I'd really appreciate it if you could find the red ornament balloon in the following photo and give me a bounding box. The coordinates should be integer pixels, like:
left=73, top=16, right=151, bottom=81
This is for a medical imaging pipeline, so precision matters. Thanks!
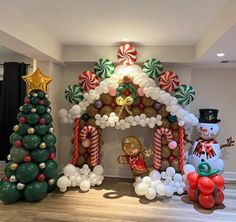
left=19, top=117, right=26, bottom=123
left=168, top=155, right=175, bottom=163
left=24, top=98, right=30, bottom=104
left=138, top=103, right=145, bottom=110
left=198, top=177, right=215, bottom=195
left=1, top=176, right=9, bottom=182
left=187, top=187, right=197, bottom=202
left=48, top=153, right=56, bottom=160
left=187, top=172, right=199, bottom=189
left=198, top=193, right=215, bottom=209
left=37, top=173, right=45, bottom=182
left=15, top=140, right=22, bottom=147
left=39, top=118, right=46, bottom=124
left=210, top=174, right=224, bottom=190
left=24, top=155, right=32, bottom=162
left=216, top=189, right=224, bottom=205
left=39, top=100, right=44, bottom=105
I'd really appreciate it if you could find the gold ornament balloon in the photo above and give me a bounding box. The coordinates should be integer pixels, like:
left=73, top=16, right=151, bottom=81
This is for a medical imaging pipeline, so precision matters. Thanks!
left=22, top=68, right=52, bottom=94
left=31, top=108, right=37, bottom=113
left=13, top=125, right=19, bottom=132
left=10, top=163, right=18, bottom=171
left=48, top=179, right=55, bottom=186
left=40, top=142, right=46, bottom=149
left=27, top=127, right=35, bottom=134
left=19, top=106, right=23, bottom=111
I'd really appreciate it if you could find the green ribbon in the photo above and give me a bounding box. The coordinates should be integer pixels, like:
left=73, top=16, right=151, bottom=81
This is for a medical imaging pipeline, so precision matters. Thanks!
left=117, top=83, right=137, bottom=99
left=197, top=162, right=220, bottom=177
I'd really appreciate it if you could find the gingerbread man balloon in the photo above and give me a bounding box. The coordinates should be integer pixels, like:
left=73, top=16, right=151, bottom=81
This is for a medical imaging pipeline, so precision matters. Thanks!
left=118, top=136, right=153, bottom=176
left=187, top=109, right=234, bottom=171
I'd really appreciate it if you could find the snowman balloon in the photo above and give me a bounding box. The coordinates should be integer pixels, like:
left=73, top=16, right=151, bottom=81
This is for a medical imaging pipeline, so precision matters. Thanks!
left=187, top=109, right=234, bottom=171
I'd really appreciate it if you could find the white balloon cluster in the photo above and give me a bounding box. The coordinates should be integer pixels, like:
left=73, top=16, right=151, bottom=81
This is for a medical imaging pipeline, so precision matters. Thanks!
left=94, top=112, right=162, bottom=129
left=57, top=164, right=104, bottom=192
left=59, top=64, right=198, bottom=127
left=133, top=167, right=186, bottom=200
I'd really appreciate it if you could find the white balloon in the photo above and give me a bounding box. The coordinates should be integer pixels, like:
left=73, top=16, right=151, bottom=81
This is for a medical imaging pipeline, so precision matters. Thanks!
left=149, top=170, right=161, bottom=181
left=142, top=176, right=152, bottom=185
left=60, top=187, right=67, bottom=192
left=161, top=172, right=167, bottom=179
left=145, top=188, right=156, bottom=200
left=156, top=183, right=166, bottom=196
left=80, top=180, right=91, bottom=192
left=135, top=183, right=149, bottom=196
left=166, top=167, right=176, bottom=177
left=173, top=173, right=183, bottom=182
left=177, top=187, right=184, bottom=195
left=63, top=164, right=76, bottom=177
left=57, top=176, right=70, bottom=189
left=165, top=185, right=174, bottom=197
left=93, top=165, right=104, bottom=175
left=183, top=164, right=195, bottom=175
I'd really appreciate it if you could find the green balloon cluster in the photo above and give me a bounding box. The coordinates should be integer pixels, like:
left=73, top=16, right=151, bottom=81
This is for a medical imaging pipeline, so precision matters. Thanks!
left=0, top=90, right=58, bottom=204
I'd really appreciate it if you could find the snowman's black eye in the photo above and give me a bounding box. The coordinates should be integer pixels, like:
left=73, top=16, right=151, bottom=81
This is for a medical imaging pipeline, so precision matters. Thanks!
left=210, top=128, right=213, bottom=130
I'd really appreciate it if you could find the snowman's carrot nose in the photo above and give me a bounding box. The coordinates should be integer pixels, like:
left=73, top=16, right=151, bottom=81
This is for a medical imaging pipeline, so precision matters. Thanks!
left=200, top=127, right=207, bottom=132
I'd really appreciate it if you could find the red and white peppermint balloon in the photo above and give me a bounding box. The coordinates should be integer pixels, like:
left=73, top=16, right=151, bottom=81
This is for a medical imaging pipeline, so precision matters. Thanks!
left=159, top=71, right=180, bottom=92
left=78, top=70, right=99, bottom=91
left=117, top=43, right=137, bottom=65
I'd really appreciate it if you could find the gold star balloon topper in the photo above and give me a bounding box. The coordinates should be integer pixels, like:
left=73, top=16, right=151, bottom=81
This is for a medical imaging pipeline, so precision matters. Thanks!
left=22, top=68, right=53, bottom=94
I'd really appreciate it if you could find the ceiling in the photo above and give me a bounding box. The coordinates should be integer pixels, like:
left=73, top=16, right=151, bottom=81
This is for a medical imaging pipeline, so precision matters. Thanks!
left=12, top=0, right=227, bottom=46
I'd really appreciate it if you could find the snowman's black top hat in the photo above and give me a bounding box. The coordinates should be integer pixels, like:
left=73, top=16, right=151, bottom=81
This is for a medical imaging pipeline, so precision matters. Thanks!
left=199, top=109, right=221, bottom=123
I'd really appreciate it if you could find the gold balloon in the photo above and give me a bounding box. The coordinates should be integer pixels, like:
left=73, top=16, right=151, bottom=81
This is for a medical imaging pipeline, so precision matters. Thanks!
left=172, top=147, right=180, bottom=157
left=27, top=127, right=35, bottom=134
left=19, top=106, right=23, bottom=111
left=13, top=125, right=19, bottom=132
left=48, top=179, right=55, bottom=186
left=22, top=68, right=52, bottom=94
left=171, top=159, right=180, bottom=172
left=10, top=163, right=18, bottom=171
left=31, top=108, right=37, bottom=113
left=40, top=142, right=46, bottom=149
left=160, top=159, right=169, bottom=171
left=161, top=145, right=171, bottom=158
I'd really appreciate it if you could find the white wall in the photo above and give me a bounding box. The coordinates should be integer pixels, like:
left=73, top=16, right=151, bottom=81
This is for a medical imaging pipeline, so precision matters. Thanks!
left=191, top=68, right=236, bottom=177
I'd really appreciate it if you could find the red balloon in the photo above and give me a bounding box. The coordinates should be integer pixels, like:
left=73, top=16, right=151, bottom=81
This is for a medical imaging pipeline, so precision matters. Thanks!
left=198, top=177, right=215, bottom=195
left=37, top=173, right=45, bottom=182
left=199, top=193, right=215, bottom=209
left=210, top=174, right=224, bottom=190
left=23, top=155, right=32, bottom=162
left=216, top=189, right=224, bottom=205
left=187, top=187, right=197, bottom=202
left=187, top=172, right=199, bottom=189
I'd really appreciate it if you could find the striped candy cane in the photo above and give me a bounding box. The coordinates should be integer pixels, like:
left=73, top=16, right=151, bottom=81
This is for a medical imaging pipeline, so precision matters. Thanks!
left=80, top=126, right=99, bottom=167
left=71, top=118, right=80, bottom=165
left=179, top=126, right=185, bottom=173
left=153, top=127, right=173, bottom=170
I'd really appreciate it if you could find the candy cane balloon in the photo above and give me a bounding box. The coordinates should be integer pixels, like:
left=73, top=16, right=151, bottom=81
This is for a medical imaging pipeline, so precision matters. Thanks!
left=80, top=126, right=99, bottom=166
left=179, top=126, right=185, bottom=173
left=153, top=127, right=173, bottom=170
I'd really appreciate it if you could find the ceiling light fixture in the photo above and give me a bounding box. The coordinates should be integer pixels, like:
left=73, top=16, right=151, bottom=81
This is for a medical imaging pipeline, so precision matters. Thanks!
left=217, top=53, right=225, bottom=57
left=122, top=38, right=129, bottom=42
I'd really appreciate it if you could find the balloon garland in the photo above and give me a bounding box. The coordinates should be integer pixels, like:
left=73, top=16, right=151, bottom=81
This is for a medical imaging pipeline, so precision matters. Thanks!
left=179, top=126, right=185, bottom=173
left=71, top=118, right=80, bottom=165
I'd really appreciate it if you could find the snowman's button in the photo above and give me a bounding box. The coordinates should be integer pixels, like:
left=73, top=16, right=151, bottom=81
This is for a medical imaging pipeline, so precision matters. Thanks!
left=201, top=151, right=205, bottom=154
left=201, top=159, right=205, bottom=162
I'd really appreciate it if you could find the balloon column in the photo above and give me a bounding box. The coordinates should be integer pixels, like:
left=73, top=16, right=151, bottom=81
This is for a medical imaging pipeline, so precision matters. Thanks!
left=186, top=162, right=224, bottom=209
left=0, top=68, right=58, bottom=204
left=58, top=43, right=199, bottom=175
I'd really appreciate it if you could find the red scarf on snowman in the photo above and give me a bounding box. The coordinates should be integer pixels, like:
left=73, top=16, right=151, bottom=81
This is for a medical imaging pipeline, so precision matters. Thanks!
left=193, top=138, right=218, bottom=159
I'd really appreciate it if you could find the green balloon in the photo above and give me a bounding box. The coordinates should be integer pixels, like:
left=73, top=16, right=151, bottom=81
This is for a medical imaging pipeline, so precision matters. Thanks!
left=31, top=149, right=49, bottom=163
left=10, top=147, right=29, bottom=163
left=16, top=163, right=39, bottom=183
left=22, top=104, right=33, bottom=113
left=35, top=124, right=48, bottom=136
left=36, top=105, right=46, bottom=115
left=23, top=134, right=41, bottom=150
left=37, top=91, right=45, bottom=99
left=43, top=134, right=56, bottom=147
left=31, top=97, right=40, bottom=105
left=42, top=160, right=58, bottom=179
left=18, top=123, right=31, bottom=136
left=26, top=113, right=40, bottom=125
left=9, top=132, right=23, bottom=145
left=24, top=181, right=48, bottom=202
left=42, top=113, right=52, bottom=123
left=0, top=182, right=22, bottom=203
left=17, top=112, right=27, bottom=121
left=4, top=162, right=15, bottom=177
left=48, top=146, right=56, bottom=154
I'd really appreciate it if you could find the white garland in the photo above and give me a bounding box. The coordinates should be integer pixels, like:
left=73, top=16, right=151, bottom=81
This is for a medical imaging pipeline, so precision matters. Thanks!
left=58, top=65, right=199, bottom=127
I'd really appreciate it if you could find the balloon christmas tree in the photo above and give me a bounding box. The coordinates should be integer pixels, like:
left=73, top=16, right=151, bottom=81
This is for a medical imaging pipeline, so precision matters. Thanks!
left=0, top=68, right=58, bottom=204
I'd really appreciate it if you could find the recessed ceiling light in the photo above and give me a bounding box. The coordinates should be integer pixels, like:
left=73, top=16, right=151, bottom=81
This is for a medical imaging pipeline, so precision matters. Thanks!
left=122, top=38, right=129, bottom=42
left=217, top=53, right=225, bottom=57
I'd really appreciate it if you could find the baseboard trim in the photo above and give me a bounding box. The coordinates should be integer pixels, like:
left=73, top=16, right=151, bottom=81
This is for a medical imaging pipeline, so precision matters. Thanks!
left=223, top=171, right=236, bottom=181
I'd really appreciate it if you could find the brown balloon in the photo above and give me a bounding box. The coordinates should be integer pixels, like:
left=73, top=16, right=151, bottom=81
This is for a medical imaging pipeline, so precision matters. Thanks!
left=171, top=147, right=180, bottom=157
left=171, top=158, right=180, bottom=172
left=100, top=105, right=113, bottom=116
left=172, top=130, right=179, bottom=142
left=132, top=97, right=141, bottom=106
left=86, top=105, right=99, bottom=117
left=171, top=122, right=179, bottom=130
left=161, top=145, right=171, bottom=158
left=161, top=136, right=168, bottom=145
left=161, top=118, right=170, bottom=128
left=131, top=107, right=142, bottom=116
left=79, top=145, right=87, bottom=155
left=141, top=96, right=155, bottom=107
left=100, top=93, right=114, bottom=105
left=143, top=107, right=158, bottom=118
left=77, top=155, right=86, bottom=167
left=158, top=105, right=169, bottom=117
left=80, top=120, right=86, bottom=128
left=160, top=159, right=170, bottom=171
left=87, top=118, right=96, bottom=127
left=114, top=106, right=128, bottom=119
